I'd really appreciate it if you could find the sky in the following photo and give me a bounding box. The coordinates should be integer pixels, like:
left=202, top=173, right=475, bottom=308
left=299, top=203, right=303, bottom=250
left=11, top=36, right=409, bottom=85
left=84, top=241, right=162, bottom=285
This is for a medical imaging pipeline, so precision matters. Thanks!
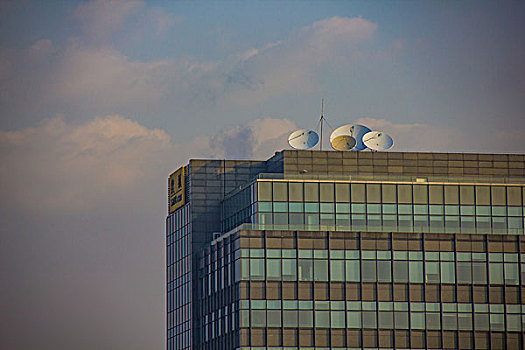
left=0, top=1, right=524, bottom=349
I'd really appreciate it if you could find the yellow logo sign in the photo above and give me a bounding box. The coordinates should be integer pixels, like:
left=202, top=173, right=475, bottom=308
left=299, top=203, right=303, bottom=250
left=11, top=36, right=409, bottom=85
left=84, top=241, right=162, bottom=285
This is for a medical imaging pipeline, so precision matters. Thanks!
left=169, top=166, right=186, bottom=213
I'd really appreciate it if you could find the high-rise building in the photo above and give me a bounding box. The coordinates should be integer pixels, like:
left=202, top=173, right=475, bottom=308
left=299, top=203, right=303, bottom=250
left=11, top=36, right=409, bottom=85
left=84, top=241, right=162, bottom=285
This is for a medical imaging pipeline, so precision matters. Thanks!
left=166, top=150, right=525, bottom=350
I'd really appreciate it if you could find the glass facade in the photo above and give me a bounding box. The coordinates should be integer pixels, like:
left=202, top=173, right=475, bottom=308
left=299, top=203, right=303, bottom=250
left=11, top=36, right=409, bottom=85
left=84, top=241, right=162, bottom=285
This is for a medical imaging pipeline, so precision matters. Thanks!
left=167, top=150, right=525, bottom=350
left=167, top=203, right=192, bottom=350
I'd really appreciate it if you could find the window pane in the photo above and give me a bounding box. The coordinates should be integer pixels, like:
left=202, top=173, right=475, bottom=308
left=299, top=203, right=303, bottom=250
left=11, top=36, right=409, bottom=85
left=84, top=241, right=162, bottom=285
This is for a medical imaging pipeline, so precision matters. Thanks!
left=319, top=183, right=334, bottom=202
left=393, top=261, right=408, bottom=283
left=258, top=182, right=272, bottom=201
left=267, top=310, right=282, bottom=327
left=298, top=260, right=313, bottom=281
left=282, top=259, right=297, bottom=281
left=460, top=185, right=475, bottom=205
left=457, top=262, right=472, bottom=284
left=251, top=310, right=266, bottom=327
left=394, top=311, right=409, bottom=329
left=379, top=311, right=394, bottom=328
left=429, top=185, right=443, bottom=204
left=304, top=183, right=318, bottom=202
left=362, top=260, right=377, bottom=282
left=298, top=310, right=313, bottom=327
left=250, top=259, right=265, bottom=280
left=283, top=310, right=298, bottom=327
left=346, top=260, right=360, bottom=282
left=367, top=184, right=381, bottom=203
left=441, top=262, right=455, bottom=283
left=289, top=182, right=303, bottom=202
left=273, top=182, right=287, bottom=201
left=347, top=311, right=361, bottom=328
left=314, top=260, right=328, bottom=281
left=382, top=184, right=396, bottom=203
left=397, top=185, right=412, bottom=204
left=472, top=263, right=487, bottom=284
left=267, top=259, right=281, bottom=280
left=426, top=262, right=440, bottom=283
left=351, top=184, right=365, bottom=202
left=315, top=311, right=330, bottom=327
left=504, top=263, right=519, bottom=285
left=362, top=311, right=377, bottom=328
left=330, top=260, right=345, bottom=282
left=335, top=183, right=350, bottom=202
left=413, top=185, right=428, bottom=204
left=409, top=261, right=423, bottom=283
left=444, top=185, right=459, bottom=204
left=475, top=186, right=490, bottom=205
left=489, top=263, right=503, bottom=284
left=377, top=261, right=392, bottom=282
left=410, top=313, right=425, bottom=329
left=331, top=311, right=346, bottom=328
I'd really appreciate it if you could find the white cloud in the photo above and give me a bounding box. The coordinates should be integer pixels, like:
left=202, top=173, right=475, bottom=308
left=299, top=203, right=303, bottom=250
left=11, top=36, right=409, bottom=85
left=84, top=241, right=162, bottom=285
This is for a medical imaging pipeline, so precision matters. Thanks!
left=72, top=0, right=144, bottom=44
left=0, top=115, right=174, bottom=213
left=0, top=115, right=297, bottom=214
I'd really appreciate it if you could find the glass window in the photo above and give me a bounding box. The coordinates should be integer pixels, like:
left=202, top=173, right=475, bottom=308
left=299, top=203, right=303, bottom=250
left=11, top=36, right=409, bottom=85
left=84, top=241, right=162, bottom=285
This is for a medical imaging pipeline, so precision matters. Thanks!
left=314, top=260, right=328, bottom=281
left=460, top=185, right=475, bottom=205
left=346, top=260, right=360, bottom=282
left=393, top=261, right=408, bottom=283
left=304, top=182, right=318, bottom=202
left=258, top=201, right=272, bottom=212
left=425, top=262, right=440, bottom=283
left=250, top=259, right=265, bottom=280
left=283, top=310, right=298, bottom=327
left=413, top=185, right=428, bottom=204
left=305, top=213, right=319, bottom=226
left=363, top=311, right=377, bottom=328
left=288, top=182, right=303, bottom=202
left=429, top=205, right=444, bottom=215
left=474, top=313, right=489, bottom=331
left=398, top=204, right=412, bottom=214
left=394, top=311, right=409, bottom=329
left=273, top=202, right=287, bottom=212
left=491, top=186, right=506, bottom=205
left=504, top=263, right=519, bottom=285
left=273, top=213, right=288, bottom=225
left=382, top=204, right=397, bottom=214
left=414, top=204, right=428, bottom=215
left=367, top=203, right=381, bottom=214
left=298, top=310, right=313, bottom=327
left=267, top=310, right=281, bottom=327
left=336, top=203, right=350, bottom=213
left=267, top=259, right=281, bottom=280
left=411, top=313, right=425, bottom=329
left=336, top=214, right=350, bottom=227
left=458, top=313, right=473, bottom=330
left=441, top=262, right=455, bottom=283
left=251, top=310, right=266, bottom=327
left=489, top=313, right=505, bottom=331
left=315, top=311, right=330, bottom=328
left=298, top=260, right=313, bottom=281
left=331, top=311, right=346, bottom=328
left=273, top=182, right=287, bottom=201
left=258, top=182, right=272, bottom=201
left=362, top=260, right=377, bottom=282
left=506, top=314, right=521, bottom=332
left=289, top=203, right=303, bottom=213
left=507, top=186, right=522, bottom=206
left=347, top=311, right=361, bottom=328
left=378, top=311, right=394, bottom=328
left=289, top=213, right=304, bottom=226
left=489, top=263, right=503, bottom=284
left=457, top=262, right=472, bottom=284
left=351, top=184, right=365, bottom=202
left=476, top=186, right=491, bottom=205
left=444, top=185, right=459, bottom=204
left=382, top=184, right=396, bottom=203
left=367, top=184, right=381, bottom=203
left=351, top=203, right=366, bottom=213
left=472, top=263, right=487, bottom=284
left=319, top=183, right=334, bottom=202
left=442, top=313, right=457, bottom=330
left=330, top=260, right=345, bottom=282
left=377, top=261, right=392, bottom=282
left=335, top=183, right=350, bottom=202
left=282, top=259, right=297, bottom=281
left=305, top=202, right=319, bottom=212
left=426, top=313, right=441, bottom=330
left=429, top=185, right=443, bottom=204
left=409, top=261, right=424, bottom=283
left=320, top=203, right=334, bottom=213
left=398, top=185, right=412, bottom=204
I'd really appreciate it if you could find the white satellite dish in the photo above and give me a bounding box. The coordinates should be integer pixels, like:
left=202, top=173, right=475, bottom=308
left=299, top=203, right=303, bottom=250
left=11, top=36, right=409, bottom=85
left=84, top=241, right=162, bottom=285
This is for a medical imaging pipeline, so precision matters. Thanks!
left=363, top=131, right=394, bottom=151
left=288, top=129, right=319, bottom=150
left=331, top=135, right=356, bottom=151
left=330, top=124, right=371, bottom=151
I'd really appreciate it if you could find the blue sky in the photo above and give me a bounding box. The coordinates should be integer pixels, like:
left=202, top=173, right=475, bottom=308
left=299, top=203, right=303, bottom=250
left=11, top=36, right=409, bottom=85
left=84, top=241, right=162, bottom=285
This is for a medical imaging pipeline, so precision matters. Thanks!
left=1, top=1, right=524, bottom=349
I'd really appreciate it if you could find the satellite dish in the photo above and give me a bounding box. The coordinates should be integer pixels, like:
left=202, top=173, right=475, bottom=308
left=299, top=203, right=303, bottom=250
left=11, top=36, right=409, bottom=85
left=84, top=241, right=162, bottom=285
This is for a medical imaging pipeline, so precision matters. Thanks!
left=363, top=131, right=394, bottom=151
left=330, top=124, right=371, bottom=151
left=288, top=129, right=319, bottom=150
left=331, top=135, right=356, bottom=151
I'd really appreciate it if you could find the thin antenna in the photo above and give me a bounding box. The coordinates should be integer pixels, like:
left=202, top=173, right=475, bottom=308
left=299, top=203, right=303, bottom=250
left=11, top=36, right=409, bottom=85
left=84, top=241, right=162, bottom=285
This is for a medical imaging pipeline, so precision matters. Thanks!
left=319, top=98, right=324, bottom=151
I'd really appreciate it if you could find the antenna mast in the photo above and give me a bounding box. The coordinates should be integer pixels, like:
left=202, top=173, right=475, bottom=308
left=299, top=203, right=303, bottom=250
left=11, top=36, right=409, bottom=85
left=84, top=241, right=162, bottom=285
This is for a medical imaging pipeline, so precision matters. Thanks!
left=319, top=98, right=324, bottom=151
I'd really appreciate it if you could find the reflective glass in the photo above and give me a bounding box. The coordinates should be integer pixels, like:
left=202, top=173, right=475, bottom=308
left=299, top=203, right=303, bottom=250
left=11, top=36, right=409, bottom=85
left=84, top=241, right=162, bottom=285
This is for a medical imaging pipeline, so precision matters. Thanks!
left=298, top=260, right=313, bottom=281
left=282, top=259, right=297, bottom=281
left=393, top=261, right=408, bottom=283
left=315, top=311, right=330, bottom=327
left=331, top=311, right=346, bottom=328
left=267, top=259, right=281, bottom=280
left=377, top=261, right=392, bottom=282
left=347, top=311, right=361, bottom=328
left=362, top=260, right=377, bottom=282
left=346, top=260, right=360, bottom=282
left=314, top=260, right=328, bottom=281
left=330, top=260, right=345, bottom=282
left=409, top=261, right=423, bottom=283
left=289, top=202, right=303, bottom=212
